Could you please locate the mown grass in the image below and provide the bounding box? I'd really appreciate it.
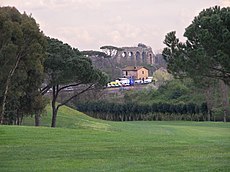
[0,105,230,171]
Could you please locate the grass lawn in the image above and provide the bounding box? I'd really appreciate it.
[0,105,230,171]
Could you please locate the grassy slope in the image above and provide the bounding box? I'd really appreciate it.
[0,105,230,172]
[22,105,110,130]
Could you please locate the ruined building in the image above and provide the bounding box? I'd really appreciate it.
[115,43,155,66]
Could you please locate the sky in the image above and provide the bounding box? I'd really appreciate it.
[1,0,230,52]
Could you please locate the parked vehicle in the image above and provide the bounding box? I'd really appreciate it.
[118,78,130,86]
[143,78,152,84]
[134,79,142,84]
[107,81,121,87]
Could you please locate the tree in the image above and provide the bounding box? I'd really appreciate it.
[100,45,123,80]
[163,6,230,84]
[163,6,230,121]
[0,7,47,124]
[152,68,173,87]
[82,50,109,58]
[42,37,108,127]
[100,45,122,58]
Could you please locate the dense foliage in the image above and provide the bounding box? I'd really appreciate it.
[0,7,108,127]
[163,6,230,121]
[76,101,210,121]
[75,78,229,121]
[0,7,47,124]
[163,6,230,84]
[124,79,205,105]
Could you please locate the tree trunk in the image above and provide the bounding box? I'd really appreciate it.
[51,92,57,127]
[35,113,40,126]
[49,84,94,127]
[0,78,10,124]
[220,80,229,122]
[1,54,22,124]
[51,85,58,127]
[16,112,20,125]
[204,86,213,121]
[20,115,23,125]
[51,108,58,127]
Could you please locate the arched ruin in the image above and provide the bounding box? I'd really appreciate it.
[116,44,155,66]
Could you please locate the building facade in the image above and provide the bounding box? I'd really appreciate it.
[122,66,149,80]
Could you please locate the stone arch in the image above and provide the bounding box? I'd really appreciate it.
[120,51,128,65]
[129,51,135,64]
[142,51,147,64]
[136,51,141,65]
[122,52,128,58]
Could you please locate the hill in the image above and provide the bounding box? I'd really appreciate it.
[0,105,230,171]
[22,105,111,130]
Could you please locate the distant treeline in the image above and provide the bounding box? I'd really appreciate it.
[76,101,215,121]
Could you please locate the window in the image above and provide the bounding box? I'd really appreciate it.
[142,71,144,74]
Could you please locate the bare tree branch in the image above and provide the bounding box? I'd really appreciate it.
[56,83,94,109]
[58,82,84,92]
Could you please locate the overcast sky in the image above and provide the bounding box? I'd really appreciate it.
[1,0,229,52]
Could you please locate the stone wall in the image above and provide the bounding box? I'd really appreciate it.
[115,44,155,66]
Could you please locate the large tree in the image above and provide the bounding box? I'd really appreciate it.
[163,6,230,121]
[0,7,47,124]
[163,6,230,84]
[42,37,108,127]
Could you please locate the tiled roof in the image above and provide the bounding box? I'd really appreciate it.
[122,66,148,71]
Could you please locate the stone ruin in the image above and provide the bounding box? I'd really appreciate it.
[115,43,155,66]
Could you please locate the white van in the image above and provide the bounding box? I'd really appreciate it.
[118,78,130,86]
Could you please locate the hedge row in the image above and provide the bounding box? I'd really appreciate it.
[76,101,209,121]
